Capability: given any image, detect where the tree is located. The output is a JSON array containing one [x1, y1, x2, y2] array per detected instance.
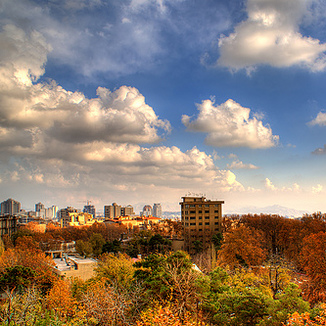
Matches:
[[136, 304, 207, 326], [260, 283, 310, 326], [285, 303, 326, 326], [102, 239, 121, 253], [75, 239, 93, 258], [0, 244, 56, 293], [299, 232, 326, 303], [81, 278, 144, 326], [89, 233, 105, 257], [134, 251, 207, 320], [205, 267, 270, 326], [217, 225, 267, 269], [212, 232, 223, 251], [46, 278, 77, 318], [192, 240, 203, 254], [0, 265, 36, 293], [95, 252, 136, 289]]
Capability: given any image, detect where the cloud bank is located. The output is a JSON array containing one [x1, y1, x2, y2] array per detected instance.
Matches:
[[182, 98, 279, 149], [0, 24, 244, 204]]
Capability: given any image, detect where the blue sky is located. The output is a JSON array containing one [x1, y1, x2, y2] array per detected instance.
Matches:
[[1, 0, 326, 214]]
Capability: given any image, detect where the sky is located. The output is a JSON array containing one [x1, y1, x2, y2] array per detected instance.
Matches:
[[1, 0, 326, 214]]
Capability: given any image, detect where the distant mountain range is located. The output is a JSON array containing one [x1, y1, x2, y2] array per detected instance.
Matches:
[[162, 211, 181, 219], [225, 205, 309, 218], [162, 205, 310, 219]]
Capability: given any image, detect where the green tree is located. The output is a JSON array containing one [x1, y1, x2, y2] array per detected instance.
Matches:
[[102, 239, 121, 254], [89, 233, 105, 257], [134, 251, 206, 319], [212, 232, 223, 251], [260, 283, 310, 326], [75, 240, 93, 258], [0, 266, 36, 293]]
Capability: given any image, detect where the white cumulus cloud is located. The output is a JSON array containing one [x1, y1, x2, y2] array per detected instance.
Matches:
[[182, 98, 279, 149], [308, 112, 326, 126], [227, 160, 259, 170], [217, 0, 326, 72]]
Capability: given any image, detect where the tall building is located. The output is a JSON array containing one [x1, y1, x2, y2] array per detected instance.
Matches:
[[121, 205, 135, 216], [180, 196, 224, 253], [35, 203, 58, 220], [58, 207, 79, 227], [142, 205, 152, 217], [1, 198, 21, 216], [0, 215, 18, 239], [35, 202, 45, 212], [153, 203, 162, 218], [104, 203, 121, 219], [83, 202, 96, 218]]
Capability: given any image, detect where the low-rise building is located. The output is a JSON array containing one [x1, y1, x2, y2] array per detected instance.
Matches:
[[52, 255, 97, 281]]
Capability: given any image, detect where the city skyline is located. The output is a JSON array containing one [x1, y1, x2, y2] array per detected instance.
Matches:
[[1, 0, 326, 214]]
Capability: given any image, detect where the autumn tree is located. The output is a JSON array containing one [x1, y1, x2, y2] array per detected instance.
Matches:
[[46, 278, 78, 318], [0, 239, 56, 293], [136, 304, 208, 326], [299, 232, 326, 304], [285, 303, 326, 326], [217, 225, 267, 269], [81, 278, 144, 326], [95, 252, 136, 289]]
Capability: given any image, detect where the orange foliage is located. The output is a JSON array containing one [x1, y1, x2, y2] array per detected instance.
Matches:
[[0, 244, 56, 290], [46, 278, 76, 316], [285, 304, 326, 325], [300, 232, 326, 303], [218, 225, 267, 268]]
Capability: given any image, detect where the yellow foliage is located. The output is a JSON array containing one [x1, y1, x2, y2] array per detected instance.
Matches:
[[95, 252, 136, 288], [136, 304, 207, 326]]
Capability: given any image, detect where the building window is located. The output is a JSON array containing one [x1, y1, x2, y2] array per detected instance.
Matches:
[[205, 204, 209, 208], [198, 205, 202, 208], [205, 210, 209, 214], [205, 216, 209, 219], [214, 210, 218, 213], [215, 216, 219, 219], [190, 217, 196, 220], [215, 222, 219, 225], [184, 211, 189, 214], [190, 223, 196, 226], [199, 216, 202, 219], [190, 210, 195, 214], [190, 205, 195, 208], [198, 210, 202, 213], [185, 204, 189, 208], [199, 222, 202, 225], [205, 222, 209, 225], [199, 228, 202, 231]]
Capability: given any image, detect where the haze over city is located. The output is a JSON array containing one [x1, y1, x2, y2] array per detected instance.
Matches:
[[1, 0, 326, 214]]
